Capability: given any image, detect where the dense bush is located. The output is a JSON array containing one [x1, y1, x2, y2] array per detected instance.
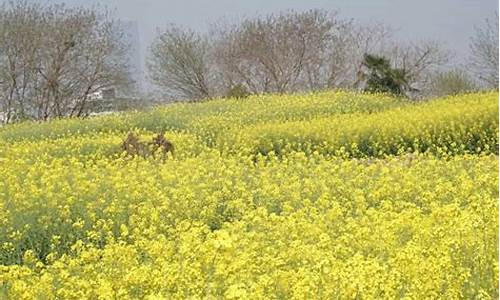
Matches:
[[225, 84, 251, 99]]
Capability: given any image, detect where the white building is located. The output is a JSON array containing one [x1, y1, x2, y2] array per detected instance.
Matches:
[[88, 88, 116, 100]]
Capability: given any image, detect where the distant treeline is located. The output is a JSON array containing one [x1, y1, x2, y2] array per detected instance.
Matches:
[[147, 10, 498, 100], [0, 2, 497, 123]]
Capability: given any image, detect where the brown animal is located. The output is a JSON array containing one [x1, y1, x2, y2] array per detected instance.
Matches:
[[122, 132, 148, 158], [151, 132, 175, 159], [121, 132, 174, 160]]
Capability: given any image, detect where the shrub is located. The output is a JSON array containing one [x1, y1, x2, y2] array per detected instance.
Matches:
[[225, 84, 251, 99], [427, 69, 478, 97]]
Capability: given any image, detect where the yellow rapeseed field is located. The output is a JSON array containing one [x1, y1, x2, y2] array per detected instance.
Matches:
[[0, 91, 498, 299]]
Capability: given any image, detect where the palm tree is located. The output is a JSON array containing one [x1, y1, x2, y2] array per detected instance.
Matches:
[[361, 54, 414, 96]]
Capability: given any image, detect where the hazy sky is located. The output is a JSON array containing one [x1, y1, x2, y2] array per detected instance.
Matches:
[[13, 0, 499, 72]]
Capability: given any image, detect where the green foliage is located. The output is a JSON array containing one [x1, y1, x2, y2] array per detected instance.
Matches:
[[362, 54, 413, 96], [225, 83, 251, 99]]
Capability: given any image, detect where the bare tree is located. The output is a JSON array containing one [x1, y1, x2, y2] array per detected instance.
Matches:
[[147, 26, 212, 100], [298, 14, 355, 90], [0, 1, 42, 122], [146, 9, 452, 100], [338, 22, 393, 89], [212, 10, 348, 94], [41, 7, 129, 119], [387, 39, 452, 94], [331, 23, 450, 96], [0, 1, 130, 123], [469, 12, 498, 89]]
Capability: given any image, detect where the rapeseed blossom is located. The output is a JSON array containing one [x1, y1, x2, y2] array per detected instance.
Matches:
[[0, 91, 498, 299]]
